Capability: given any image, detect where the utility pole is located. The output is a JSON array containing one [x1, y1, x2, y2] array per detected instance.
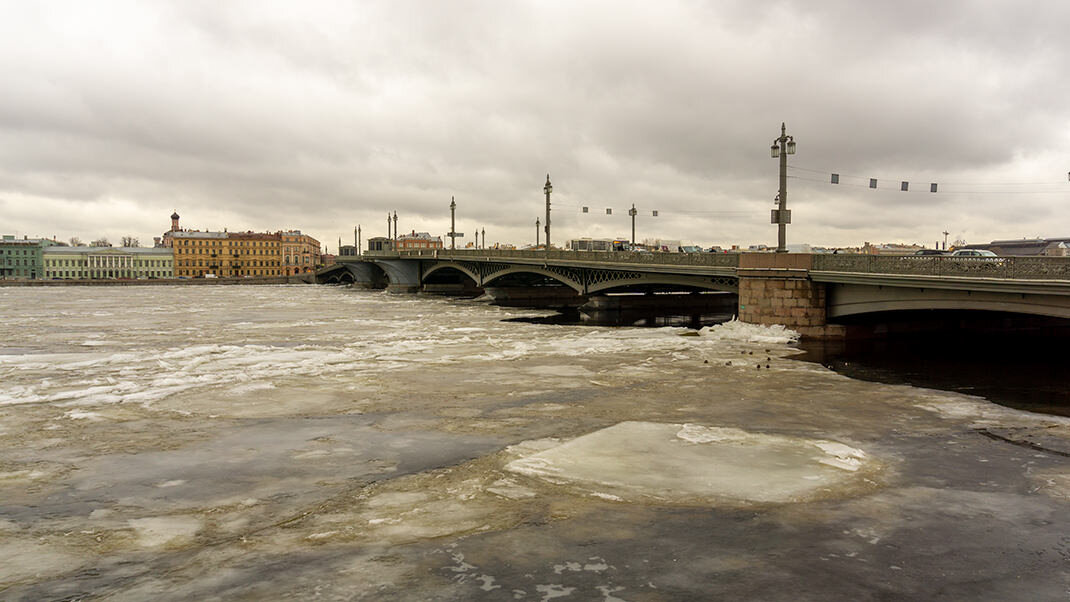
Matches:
[[449, 197, 457, 250], [770, 122, 796, 253], [543, 174, 552, 256], [629, 203, 638, 246], [536, 217, 540, 248]]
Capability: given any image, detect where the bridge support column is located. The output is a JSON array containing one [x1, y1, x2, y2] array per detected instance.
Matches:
[[737, 254, 845, 339], [345, 262, 386, 289], [375, 259, 421, 294]]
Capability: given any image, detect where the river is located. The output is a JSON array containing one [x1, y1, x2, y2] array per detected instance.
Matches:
[[1, 285, 1068, 600]]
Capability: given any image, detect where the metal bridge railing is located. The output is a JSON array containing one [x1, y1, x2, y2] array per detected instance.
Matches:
[[364, 249, 742, 268], [357, 250, 1070, 281], [812, 254, 1070, 280]]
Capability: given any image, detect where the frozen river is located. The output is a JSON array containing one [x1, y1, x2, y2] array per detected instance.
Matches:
[[1, 285, 1068, 600]]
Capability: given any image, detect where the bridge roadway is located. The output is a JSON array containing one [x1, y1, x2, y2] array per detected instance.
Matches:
[[319, 250, 1070, 338]]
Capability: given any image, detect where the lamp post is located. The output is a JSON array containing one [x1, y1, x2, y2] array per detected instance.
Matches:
[[450, 197, 457, 250], [536, 217, 540, 248], [629, 203, 638, 247], [543, 174, 552, 256], [770, 122, 796, 253], [482, 227, 486, 250], [392, 211, 398, 249]]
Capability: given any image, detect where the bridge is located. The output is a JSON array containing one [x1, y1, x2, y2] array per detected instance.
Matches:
[[317, 250, 1070, 337]]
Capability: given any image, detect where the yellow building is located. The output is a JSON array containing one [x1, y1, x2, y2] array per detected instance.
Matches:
[[169, 231, 230, 278], [228, 231, 283, 277], [162, 213, 303, 278], [281, 231, 321, 275]]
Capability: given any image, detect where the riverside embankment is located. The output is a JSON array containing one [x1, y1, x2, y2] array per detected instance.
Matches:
[[0, 274, 315, 287]]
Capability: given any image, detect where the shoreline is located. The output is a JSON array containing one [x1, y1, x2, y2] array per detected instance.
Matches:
[[0, 274, 315, 287]]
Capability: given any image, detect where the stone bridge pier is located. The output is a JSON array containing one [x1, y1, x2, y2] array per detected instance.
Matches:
[[375, 259, 422, 293], [737, 254, 845, 339]]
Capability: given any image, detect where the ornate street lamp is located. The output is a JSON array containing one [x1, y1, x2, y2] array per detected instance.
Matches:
[[770, 122, 796, 253], [449, 197, 457, 250], [543, 174, 552, 256], [536, 217, 540, 249]]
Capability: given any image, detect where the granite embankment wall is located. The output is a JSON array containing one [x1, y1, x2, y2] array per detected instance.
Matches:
[[0, 274, 315, 287]]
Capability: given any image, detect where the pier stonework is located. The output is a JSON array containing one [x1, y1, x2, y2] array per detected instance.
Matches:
[[737, 254, 846, 339]]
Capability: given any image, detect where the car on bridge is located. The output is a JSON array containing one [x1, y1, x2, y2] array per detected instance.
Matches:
[[950, 249, 998, 257], [913, 249, 950, 256]]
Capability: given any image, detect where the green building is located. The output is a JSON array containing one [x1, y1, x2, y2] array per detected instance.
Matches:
[[0, 235, 59, 280], [42, 246, 174, 280]]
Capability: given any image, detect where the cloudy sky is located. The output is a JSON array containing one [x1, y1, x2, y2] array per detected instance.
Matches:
[[2, 0, 1068, 251]]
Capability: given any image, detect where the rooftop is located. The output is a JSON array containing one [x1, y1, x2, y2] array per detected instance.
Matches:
[[44, 246, 173, 256]]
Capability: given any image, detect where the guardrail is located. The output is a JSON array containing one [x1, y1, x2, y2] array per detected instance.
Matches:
[[362, 249, 741, 267], [354, 250, 1070, 280], [812, 254, 1070, 279]]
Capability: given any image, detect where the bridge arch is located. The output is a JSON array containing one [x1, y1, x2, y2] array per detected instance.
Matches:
[[421, 262, 481, 286], [482, 265, 584, 293], [827, 283, 1070, 320]]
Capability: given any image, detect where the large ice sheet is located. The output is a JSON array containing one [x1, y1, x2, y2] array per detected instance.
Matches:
[[507, 422, 875, 505]]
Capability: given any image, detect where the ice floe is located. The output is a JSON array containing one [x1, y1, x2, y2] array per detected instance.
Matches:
[[507, 421, 877, 505]]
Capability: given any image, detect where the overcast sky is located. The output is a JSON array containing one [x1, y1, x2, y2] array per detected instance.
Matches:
[[2, 0, 1069, 251]]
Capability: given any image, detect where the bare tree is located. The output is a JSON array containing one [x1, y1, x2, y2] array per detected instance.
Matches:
[[90, 238, 111, 247], [68, 236, 83, 247], [120, 236, 140, 248]]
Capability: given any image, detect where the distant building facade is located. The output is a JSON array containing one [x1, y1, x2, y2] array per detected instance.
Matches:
[[169, 230, 231, 278], [965, 238, 1070, 257], [163, 212, 315, 278], [281, 231, 321, 275], [1, 235, 59, 279], [43, 246, 174, 280], [229, 231, 284, 277], [396, 231, 443, 250], [862, 242, 924, 255], [367, 237, 392, 252]]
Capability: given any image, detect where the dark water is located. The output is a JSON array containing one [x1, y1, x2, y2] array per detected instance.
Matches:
[[798, 334, 1070, 418], [504, 307, 736, 328]]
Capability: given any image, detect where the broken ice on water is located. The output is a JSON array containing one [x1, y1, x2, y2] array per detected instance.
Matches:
[[506, 421, 877, 505]]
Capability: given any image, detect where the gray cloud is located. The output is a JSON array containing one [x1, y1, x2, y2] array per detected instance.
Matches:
[[1, 0, 1068, 250]]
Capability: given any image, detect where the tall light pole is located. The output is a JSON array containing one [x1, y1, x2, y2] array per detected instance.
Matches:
[[449, 197, 457, 250], [392, 211, 398, 249], [536, 217, 540, 248], [543, 174, 552, 256], [942, 230, 949, 250], [356, 225, 361, 256], [482, 227, 486, 249], [770, 122, 796, 253], [629, 203, 638, 247]]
